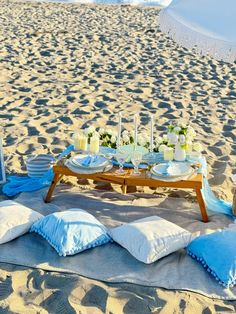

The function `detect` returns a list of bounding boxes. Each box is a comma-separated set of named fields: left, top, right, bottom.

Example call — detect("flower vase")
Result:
left=174, top=143, right=186, bottom=162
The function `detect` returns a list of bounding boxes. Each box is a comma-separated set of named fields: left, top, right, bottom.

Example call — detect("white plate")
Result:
left=150, top=167, right=196, bottom=182
left=66, top=160, right=113, bottom=174
left=152, top=162, right=192, bottom=177
left=69, top=154, right=109, bottom=169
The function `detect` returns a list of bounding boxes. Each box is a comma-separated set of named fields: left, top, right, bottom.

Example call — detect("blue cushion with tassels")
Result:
left=187, top=230, right=236, bottom=287
left=30, top=209, right=111, bottom=256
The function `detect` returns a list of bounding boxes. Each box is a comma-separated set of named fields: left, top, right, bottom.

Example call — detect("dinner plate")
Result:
left=152, top=162, right=193, bottom=178
left=69, top=154, right=109, bottom=169
left=65, top=160, right=113, bottom=174
left=150, top=167, right=196, bottom=182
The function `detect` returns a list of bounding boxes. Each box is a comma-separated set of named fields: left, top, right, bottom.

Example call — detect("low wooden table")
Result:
left=45, top=159, right=209, bottom=223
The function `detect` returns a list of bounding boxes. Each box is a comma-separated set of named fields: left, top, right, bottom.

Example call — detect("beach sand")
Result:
left=0, top=0, right=236, bottom=312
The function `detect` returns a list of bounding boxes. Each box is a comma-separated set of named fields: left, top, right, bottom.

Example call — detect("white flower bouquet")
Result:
left=79, top=121, right=203, bottom=154
left=82, top=126, right=117, bottom=149
left=155, top=122, right=203, bottom=153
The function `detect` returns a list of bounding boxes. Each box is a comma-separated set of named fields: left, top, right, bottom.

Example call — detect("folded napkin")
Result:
left=160, top=164, right=171, bottom=176
left=80, top=155, right=101, bottom=167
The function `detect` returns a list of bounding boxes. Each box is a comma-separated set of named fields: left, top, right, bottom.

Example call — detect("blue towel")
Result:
left=2, top=145, right=74, bottom=197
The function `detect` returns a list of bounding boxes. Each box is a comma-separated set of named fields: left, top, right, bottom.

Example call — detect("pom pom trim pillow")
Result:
left=109, top=216, right=192, bottom=264
left=187, top=230, right=236, bottom=288
left=31, top=208, right=111, bottom=256
left=0, top=200, right=43, bottom=244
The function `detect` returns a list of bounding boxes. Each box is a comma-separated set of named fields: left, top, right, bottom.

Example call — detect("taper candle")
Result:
left=150, top=114, right=154, bottom=152
left=134, top=114, right=138, bottom=149
left=117, top=112, right=122, bottom=149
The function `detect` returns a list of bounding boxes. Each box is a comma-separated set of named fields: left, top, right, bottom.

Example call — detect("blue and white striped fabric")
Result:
left=26, top=154, right=55, bottom=178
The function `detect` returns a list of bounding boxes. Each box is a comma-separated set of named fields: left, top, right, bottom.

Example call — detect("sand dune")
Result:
left=0, top=0, right=236, bottom=312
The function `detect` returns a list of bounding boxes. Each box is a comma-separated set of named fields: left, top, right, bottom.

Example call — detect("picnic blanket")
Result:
left=0, top=187, right=235, bottom=300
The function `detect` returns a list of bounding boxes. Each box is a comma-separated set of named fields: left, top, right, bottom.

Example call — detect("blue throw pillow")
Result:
left=30, top=208, right=111, bottom=256
left=187, top=230, right=236, bottom=287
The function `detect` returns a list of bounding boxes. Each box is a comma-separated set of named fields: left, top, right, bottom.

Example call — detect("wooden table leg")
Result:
left=196, top=188, right=209, bottom=223
left=122, top=185, right=127, bottom=195
left=44, top=173, right=62, bottom=203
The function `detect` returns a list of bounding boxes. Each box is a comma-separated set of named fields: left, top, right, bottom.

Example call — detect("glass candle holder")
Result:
left=80, top=135, right=88, bottom=151
left=164, top=147, right=174, bottom=161
left=90, top=136, right=100, bottom=154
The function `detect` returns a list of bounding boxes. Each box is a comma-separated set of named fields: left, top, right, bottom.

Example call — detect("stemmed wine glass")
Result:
left=131, top=150, right=143, bottom=176
left=115, top=150, right=129, bottom=174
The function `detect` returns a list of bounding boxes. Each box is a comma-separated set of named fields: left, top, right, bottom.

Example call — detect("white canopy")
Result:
left=159, top=0, right=236, bottom=62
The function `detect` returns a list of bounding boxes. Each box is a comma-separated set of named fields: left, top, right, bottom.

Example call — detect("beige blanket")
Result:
left=0, top=186, right=234, bottom=300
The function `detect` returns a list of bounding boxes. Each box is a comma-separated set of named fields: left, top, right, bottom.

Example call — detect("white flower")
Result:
left=111, top=135, right=116, bottom=143
left=88, top=126, right=95, bottom=134
left=179, top=134, right=186, bottom=144
left=163, top=134, right=168, bottom=142
left=159, top=144, right=167, bottom=153
left=167, top=132, right=178, bottom=144
left=122, top=130, right=129, bottom=137
left=99, top=128, right=105, bottom=135
left=174, top=126, right=181, bottom=133
left=123, top=135, right=130, bottom=143
left=107, top=128, right=113, bottom=136
left=193, top=142, right=203, bottom=152
left=156, top=136, right=163, bottom=144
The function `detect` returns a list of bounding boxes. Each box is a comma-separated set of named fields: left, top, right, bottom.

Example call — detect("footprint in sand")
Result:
left=81, top=285, right=108, bottom=313
left=0, top=276, right=13, bottom=301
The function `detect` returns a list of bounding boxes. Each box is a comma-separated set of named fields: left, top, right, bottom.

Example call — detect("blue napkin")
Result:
left=161, top=164, right=170, bottom=176
left=80, top=155, right=100, bottom=167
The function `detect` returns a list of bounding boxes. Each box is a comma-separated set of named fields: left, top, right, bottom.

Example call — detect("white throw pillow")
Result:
left=0, top=200, right=43, bottom=244
left=109, top=216, right=192, bottom=264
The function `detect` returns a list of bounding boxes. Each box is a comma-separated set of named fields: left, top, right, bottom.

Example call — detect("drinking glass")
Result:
left=131, top=151, right=143, bottom=175
left=115, top=150, right=129, bottom=174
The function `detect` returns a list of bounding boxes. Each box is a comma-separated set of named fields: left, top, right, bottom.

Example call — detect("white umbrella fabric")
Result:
left=159, top=0, right=236, bottom=62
